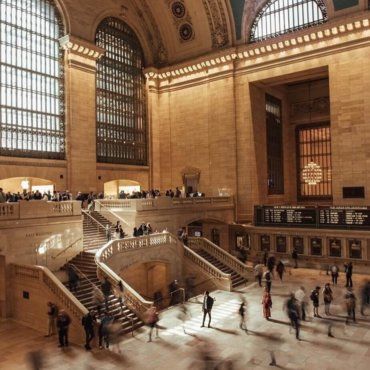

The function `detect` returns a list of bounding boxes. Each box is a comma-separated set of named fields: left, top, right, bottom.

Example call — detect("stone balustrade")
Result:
left=0, top=201, right=81, bottom=221
left=95, top=196, right=233, bottom=212
left=183, top=245, right=232, bottom=291
left=11, top=263, right=88, bottom=321
left=188, top=237, right=253, bottom=280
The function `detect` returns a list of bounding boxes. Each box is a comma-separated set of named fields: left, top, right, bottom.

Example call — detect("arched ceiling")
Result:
left=59, top=0, right=364, bottom=67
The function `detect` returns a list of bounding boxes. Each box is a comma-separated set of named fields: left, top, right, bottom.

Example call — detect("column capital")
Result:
left=59, top=35, right=105, bottom=73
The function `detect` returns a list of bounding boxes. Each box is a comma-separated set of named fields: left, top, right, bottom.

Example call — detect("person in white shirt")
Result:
left=295, top=286, right=308, bottom=321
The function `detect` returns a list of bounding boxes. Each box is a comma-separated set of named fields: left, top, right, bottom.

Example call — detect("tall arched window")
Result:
left=0, top=0, right=65, bottom=159
left=250, top=0, right=328, bottom=43
left=96, top=18, right=147, bottom=165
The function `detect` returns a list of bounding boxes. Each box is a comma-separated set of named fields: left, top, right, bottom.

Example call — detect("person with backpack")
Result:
left=330, top=264, right=339, bottom=285
left=56, top=310, right=71, bottom=348
left=310, top=286, right=321, bottom=318
left=82, top=310, right=96, bottom=351
left=322, top=283, right=333, bottom=315
left=201, top=291, right=215, bottom=328
left=45, top=302, right=58, bottom=337
left=263, top=270, right=272, bottom=292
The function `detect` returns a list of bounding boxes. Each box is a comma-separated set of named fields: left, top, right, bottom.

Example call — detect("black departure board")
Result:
left=254, top=206, right=370, bottom=230
left=318, top=207, right=370, bottom=229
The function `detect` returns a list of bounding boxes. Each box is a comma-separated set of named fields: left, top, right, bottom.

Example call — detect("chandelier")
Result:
left=302, top=161, right=322, bottom=185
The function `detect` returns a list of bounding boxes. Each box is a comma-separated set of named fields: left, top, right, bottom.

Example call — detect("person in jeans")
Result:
left=310, top=286, right=321, bottom=318
left=82, top=310, right=96, bottom=351
left=322, top=283, right=333, bottom=315
left=330, top=264, right=339, bottom=285
left=45, top=302, right=58, bottom=337
left=345, top=262, right=353, bottom=288
left=56, top=310, right=71, bottom=348
left=201, top=291, right=215, bottom=328
left=345, top=287, right=356, bottom=324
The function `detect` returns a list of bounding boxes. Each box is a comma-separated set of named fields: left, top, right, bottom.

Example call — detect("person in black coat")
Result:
left=292, top=248, right=298, bottom=268
left=345, top=262, right=353, bottom=288
left=82, top=310, right=96, bottom=350
left=56, top=310, right=71, bottom=347
left=201, top=291, right=215, bottom=328
left=310, top=286, right=321, bottom=318
left=101, top=278, right=112, bottom=310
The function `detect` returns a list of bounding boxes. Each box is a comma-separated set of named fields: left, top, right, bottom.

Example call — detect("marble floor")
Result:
left=1, top=268, right=370, bottom=370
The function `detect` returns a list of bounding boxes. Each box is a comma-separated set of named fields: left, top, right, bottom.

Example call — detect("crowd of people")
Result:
left=253, top=252, right=370, bottom=341
left=118, top=187, right=206, bottom=199
left=0, top=188, right=74, bottom=203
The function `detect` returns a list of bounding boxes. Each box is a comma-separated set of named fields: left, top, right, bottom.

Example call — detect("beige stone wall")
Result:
left=148, top=16, right=370, bottom=222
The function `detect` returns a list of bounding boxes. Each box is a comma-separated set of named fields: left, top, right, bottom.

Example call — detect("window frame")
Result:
left=250, top=0, right=328, bottom=43
left=95, top=17, right=148, bottom=166
left=296, top=122, right=332, bottom=201
left=0, top=0, right=65, bottom=160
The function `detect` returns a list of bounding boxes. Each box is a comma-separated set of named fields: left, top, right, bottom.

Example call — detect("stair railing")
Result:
left=67, top=262, right=100, bottom=292
left=95, top=243, right=153, bottom=322
left=94, top=200, right=130, bottom=227
left=11, top=263, right=88, bottom=320
left=183, top=244, right=232, bottom=291
left=52, top=238, right=83, bottom=260
left=188, top=237, right=252, bottom=279
left=82, top=209, right=107, bottom=232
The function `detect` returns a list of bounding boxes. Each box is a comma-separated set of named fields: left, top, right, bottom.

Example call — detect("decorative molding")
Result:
left=59, top=35, right=104, bottom=60
left=133, top=0, right=168, bottom=66
left=165, top=0, right=195, bottom=43
left=202, top=0, right=229, bottom=49
left=0, top=159, right=67, bottom=168
left=144, top=16, right=370, bottom=81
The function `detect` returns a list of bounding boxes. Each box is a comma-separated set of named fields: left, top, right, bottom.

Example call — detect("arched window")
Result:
left=0, top=0, right=65, bottom=159
left=96, top=18, right=147, bottom=165
left=250, top=0, right=328, bottom=43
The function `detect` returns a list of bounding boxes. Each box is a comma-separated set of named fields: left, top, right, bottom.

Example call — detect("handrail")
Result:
left=67, top=263, right=99, bottom=291
left=82, top=209, right=107, bottom=232
left=188, top=237, right=252, bottom=279
left=52, top=238, right=83, bottom=259
left=11, top=263, right=88, bottom=319
left=95, top=239, right=155, bottom=321
left=94, top=200, right=130, bottom=227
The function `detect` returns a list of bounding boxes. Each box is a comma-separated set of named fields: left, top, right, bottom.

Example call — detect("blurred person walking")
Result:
left=276, top=260, right=285, bottom=282
left=146, top=306, right=160, bottom=342
left=345, top=287, right=356, bottom=324
left=45, top=302, right=58, bottom=337
left=322, top=283, right=333, bottom=315
left=56, top=310, right=71, bottom=348
left=201, top=291, right=215, bottom=328
left=295, top=286, right=308, bottom=321
left=285, top=293, right=301, bottom=340
left=82, top=310, right=96, bottom=351
left=330, top=264, right=339, bottom=285
left=360, top=281, right=370, bottom=315
left=254, top=262, right=264, bottom=287
left=262, top=287, right=272, bottom=320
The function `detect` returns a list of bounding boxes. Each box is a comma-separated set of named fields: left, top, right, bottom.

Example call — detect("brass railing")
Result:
left=188, top=237, right=252, bottom=279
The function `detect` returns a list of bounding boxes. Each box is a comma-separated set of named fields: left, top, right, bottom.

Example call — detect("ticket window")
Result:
left=310, top=238, right=322, bottom=256
left=260, top=235, right=270, bottom=252
left=329, top=239, right=341, bottom=257
left=348, top=239, right=362, bottom=259
left=276, top=236, right=287, bottom=253
left=292, top=237, right=305, bottom=254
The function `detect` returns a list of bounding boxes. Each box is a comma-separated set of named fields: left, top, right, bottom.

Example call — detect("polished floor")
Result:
left=1, top=268, right=370, bottom=370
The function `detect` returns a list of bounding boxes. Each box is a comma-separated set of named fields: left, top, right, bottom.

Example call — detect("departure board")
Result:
left=254, top=206, right=370, bottom=229
left=318, top=207, right=370, bottom=229
left=255, top=206, right=317, bottom=227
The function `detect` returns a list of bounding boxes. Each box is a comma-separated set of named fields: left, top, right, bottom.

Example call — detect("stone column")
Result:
left=60, top=35, right=104, bottom=195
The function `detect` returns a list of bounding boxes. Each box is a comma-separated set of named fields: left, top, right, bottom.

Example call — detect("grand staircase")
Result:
left=82, top=211, right=114, bottom=251
left=65, top=252, right=142, bottom=334
left=195, top=249, right=247, bottom=288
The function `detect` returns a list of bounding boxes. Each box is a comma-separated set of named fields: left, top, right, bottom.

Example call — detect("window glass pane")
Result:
left=0, top=0, right=64, bottom=159
left=250, top=0, right=327, bottom=42
left=96, top=17, right=147, bottom=165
